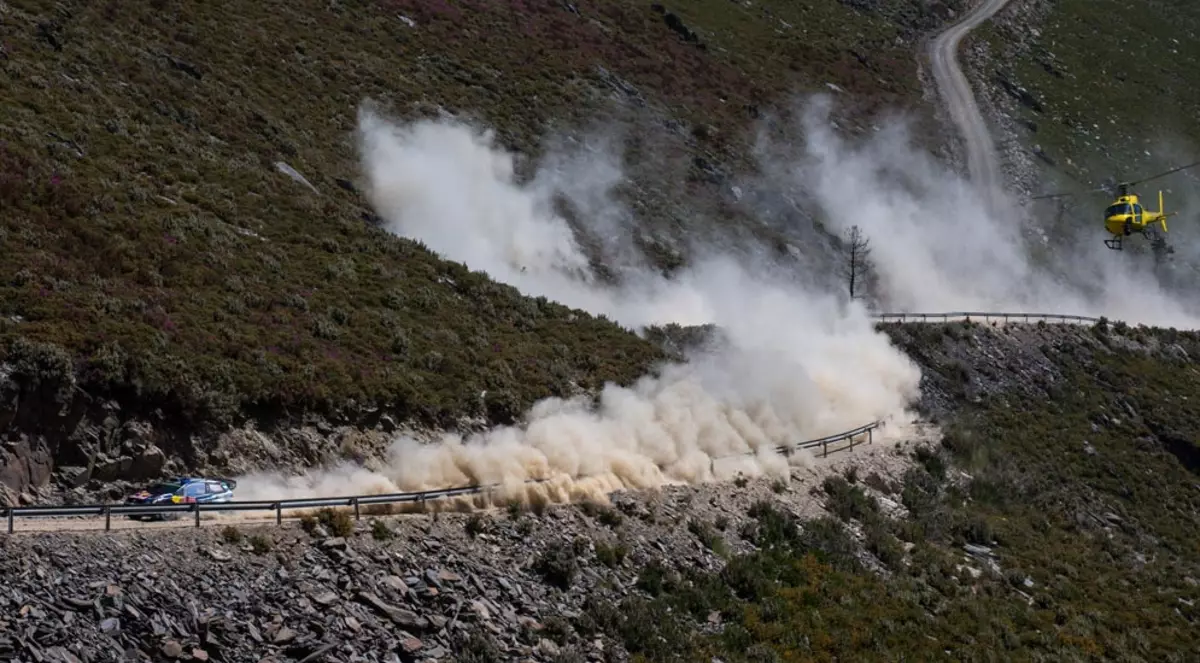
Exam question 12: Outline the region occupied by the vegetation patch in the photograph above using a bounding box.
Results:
[984,0,1200,193]
[0,0,967,449]
[578,327,1200,661]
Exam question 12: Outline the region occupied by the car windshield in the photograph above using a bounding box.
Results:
[146,482,182,495]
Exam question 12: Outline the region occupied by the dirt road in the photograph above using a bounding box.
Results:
[928,0,1012,205]
[4,436,885,536]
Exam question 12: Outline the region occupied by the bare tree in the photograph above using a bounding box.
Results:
[842,225,873,300]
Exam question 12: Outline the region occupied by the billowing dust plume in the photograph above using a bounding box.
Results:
[233,103,927,507]
[760,95,1200,328]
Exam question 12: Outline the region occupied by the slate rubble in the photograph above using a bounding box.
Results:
[0,445,915,663]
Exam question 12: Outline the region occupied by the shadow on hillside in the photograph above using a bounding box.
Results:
[1149,423,1200,477]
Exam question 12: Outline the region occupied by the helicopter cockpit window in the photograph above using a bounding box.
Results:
[1105,203,1132,217]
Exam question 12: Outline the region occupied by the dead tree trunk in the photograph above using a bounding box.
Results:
[843,225,872,300]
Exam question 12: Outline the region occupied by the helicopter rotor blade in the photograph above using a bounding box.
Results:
[1031,183,1112,200]
[1121,159,1200,188]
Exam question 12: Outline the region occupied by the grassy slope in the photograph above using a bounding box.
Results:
[986,0,1200,195]
[577,323,1200,662]
[0,0,946,432]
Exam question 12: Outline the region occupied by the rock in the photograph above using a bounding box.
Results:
[0,484,17,507]
[963,543,993,557]
[206,548,232,562]
[321,537,347,550]
[383,575,408,594]
[162,641,184,658]
[537,639,560,658]
[425,569,442,588]
[0,436,54,497]
[379,414,397,432]
[273,627,297,644]
[57,465,91,488]
[130,445,166,479]
[355,592,429,631]
[399,636,423,654]
[44,647,81,663]
[275,161,319,194]
[99,617,121,635]
[312,591,339,606]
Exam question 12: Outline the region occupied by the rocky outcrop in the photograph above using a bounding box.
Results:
[0,352,421,504]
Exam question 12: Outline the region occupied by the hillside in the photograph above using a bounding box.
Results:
[0,0,985,500]
[6,0,1200,659]
[975,0,1200,239]
[4,321,1200,662]
[5,0,1200,499]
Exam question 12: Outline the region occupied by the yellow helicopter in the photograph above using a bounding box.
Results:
[1033,159,1200,251]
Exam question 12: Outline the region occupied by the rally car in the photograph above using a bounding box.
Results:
[123,477,237,521]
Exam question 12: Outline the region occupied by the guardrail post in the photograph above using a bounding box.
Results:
[276,503,282,526]
[105,506,111,532]
[822,439,828,458]
[352,498,360,521]
[195,504,201,528]
[7,509,12,534]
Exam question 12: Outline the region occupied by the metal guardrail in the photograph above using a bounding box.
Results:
[0,420,884,534]
[871,311,1102,324]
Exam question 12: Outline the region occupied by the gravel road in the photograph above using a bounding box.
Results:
[928,0,1013,206]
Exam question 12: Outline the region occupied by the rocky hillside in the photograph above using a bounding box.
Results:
[4,321,1200,661]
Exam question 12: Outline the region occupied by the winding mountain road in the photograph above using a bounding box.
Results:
[928,0,1012,203]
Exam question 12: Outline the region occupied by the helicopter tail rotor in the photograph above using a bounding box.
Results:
[1160,190,1168,233]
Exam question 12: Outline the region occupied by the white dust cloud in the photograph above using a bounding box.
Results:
[763,95,1200,329]
[233,103,927,506]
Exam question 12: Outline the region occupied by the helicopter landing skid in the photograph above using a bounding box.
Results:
[1104,235,1123,251]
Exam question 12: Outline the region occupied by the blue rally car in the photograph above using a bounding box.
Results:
[123,477,237,520]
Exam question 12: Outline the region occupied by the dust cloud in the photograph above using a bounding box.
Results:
[233,102,928,506]
[765,95,1200,328]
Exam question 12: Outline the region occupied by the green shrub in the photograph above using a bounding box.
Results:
[248,534,272,554]
[534,542,578,590]
[594,540,630,568]
[316,508,354,538]
[371,519,395,541]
